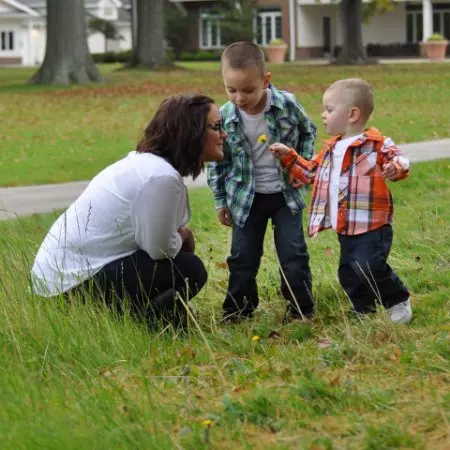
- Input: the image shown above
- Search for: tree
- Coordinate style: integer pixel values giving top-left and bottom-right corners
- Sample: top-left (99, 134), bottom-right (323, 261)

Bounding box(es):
top-left (335, 0), bottom-right (395, 65)
top-left (88, 17), bottom-right (121, 53)
top-left (216, 0), bottom-right (257, 45)
top-left (335, 0), bottom-right (368, 64)
top-left (129, 0), bottom-right (169, 68)
top-left (165, 4), bottom-right (191, 60)
top-left (30, 0), bottom-right (102, 85)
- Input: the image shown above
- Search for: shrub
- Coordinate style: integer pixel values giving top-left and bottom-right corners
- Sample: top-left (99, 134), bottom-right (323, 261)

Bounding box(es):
top-left (91, 50), bottom-right (132, 64)
top-left (427, 33), bottom-right (446, 41)
top-left (179, 50), bottom-right (222, 61)
top-left (268, 38), bottom-right (287, 46)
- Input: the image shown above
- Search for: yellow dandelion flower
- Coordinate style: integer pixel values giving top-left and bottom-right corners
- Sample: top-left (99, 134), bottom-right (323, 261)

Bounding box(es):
top-left (251, 335), bottom-right (261, 342)
top-left (257, 134), bottom-right (268, 144)
top-left (201, 419), bottom-right (213, 427)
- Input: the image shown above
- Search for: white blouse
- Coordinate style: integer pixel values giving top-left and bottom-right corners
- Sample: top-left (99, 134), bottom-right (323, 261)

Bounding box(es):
top-left (31, 152), bottom-right (190, 296)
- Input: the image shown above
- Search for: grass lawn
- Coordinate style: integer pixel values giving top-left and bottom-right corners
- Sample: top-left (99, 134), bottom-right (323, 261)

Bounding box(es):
top-left (0, 62), bottom-right (450, 186)
top-left (1, 156), bottom-right (449, 448)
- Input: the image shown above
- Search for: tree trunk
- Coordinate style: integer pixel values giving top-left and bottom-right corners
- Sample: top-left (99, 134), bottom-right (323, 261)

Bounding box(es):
top-left (30, 0), bottom-right (102, 85)
top-left (335, 0), bottom-right (372, 65)
top-left (129, 0), bottom-right (170, 69)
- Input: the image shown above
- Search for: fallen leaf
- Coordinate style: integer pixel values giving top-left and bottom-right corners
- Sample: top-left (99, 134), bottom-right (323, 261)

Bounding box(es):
top-left (317, 337), bottom-right (333, 349)
top-left (330, 375), bottom-right (340, 386)
top-left (390, 346), bottom-right (401, 362)
top-left (215, 261), bottom-right (228, 269)
top-left (324, 247), bottom-right (334, 256)
top-left (268, 330), bottom-right (281, 339)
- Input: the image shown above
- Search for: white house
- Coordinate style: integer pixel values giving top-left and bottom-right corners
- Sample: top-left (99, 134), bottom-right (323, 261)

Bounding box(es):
top-left (0, 0), bottom-right (132, 66)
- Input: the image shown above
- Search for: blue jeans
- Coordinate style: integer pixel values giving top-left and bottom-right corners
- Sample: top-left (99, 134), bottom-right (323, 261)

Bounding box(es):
top-left (223, 193), bottom-right (314, 318)
top-left (338, 225), bottom-right (410, 313)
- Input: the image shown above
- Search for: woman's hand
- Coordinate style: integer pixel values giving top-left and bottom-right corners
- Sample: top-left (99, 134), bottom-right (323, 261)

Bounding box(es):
top-left (178, 226), bottom-right (195, 253)
top-left (269, 143), bottom-right (291, 159)
top-left (217, 208), bottom-right (232, 227)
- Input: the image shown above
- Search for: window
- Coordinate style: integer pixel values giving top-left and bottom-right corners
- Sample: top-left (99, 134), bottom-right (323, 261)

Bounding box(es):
top-left (200, 14), bottom-right (222, 49)
top-left (1, 31), bottom-right (14, 51)
top-left (256, 9), bottom-right (282, 46)
top-left (406, 5), bottom-right (450, 42)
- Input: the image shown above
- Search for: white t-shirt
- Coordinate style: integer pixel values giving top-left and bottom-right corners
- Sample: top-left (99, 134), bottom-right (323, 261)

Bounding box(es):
top-left (329, 135), bottom-right (362, 229)
top-left (31, 152), bottom-right (190, 296)
top-left (239, 89), bottom-right (281, 194)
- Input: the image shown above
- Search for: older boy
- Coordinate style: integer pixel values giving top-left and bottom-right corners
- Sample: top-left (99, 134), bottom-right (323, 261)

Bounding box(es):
top-left (270, 78), bottom-right (412, 323)
top-left (207, 41), bottom-right (316, 323)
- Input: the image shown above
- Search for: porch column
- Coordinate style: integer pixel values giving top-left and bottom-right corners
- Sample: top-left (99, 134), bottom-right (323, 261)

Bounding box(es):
top-left (422, 0), bottom-right (433, 41)
top-left (289, 0), bottom-right (295, 61)
top-left (27, 21), bottom-right (34, 66)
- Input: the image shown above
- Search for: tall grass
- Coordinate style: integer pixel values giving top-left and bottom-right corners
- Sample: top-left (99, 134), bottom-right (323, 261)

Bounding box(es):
top-left (1, 160), bottom-right (449, 448)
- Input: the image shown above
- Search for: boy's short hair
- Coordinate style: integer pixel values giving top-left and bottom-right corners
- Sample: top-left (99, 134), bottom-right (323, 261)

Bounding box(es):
top-left (328, 78), bottom-right (374, 120)
top-left (221, 41), bottom-right (266, 76)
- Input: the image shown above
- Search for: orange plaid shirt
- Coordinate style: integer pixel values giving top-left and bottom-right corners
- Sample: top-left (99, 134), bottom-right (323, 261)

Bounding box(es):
top-left (280, 128), bottom-right (410, 237)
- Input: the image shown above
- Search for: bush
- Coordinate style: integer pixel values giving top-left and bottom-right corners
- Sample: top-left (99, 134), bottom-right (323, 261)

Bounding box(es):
top-left (91, 50), bottom-right (132, 64)
top-left (178, 50), bottom-right (222, 61)
top-left (268, 38), bottom-right (287, 47)
top-left (427, 33), bottom-right (446, 41)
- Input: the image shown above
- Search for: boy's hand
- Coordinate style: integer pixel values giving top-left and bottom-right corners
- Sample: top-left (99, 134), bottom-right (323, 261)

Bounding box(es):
top-left (382, 162), bottom-right (397, 180)
top-left (269, 143), bottom-right (291, 159)
top-left (217, 207), bottom-right (232, 227)
top-left (289, 172), bottom-right (304, 189)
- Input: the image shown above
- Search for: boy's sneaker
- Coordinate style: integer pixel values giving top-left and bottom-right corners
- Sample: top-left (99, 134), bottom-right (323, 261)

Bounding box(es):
top-left (387, 299), bottom-right (413, 324)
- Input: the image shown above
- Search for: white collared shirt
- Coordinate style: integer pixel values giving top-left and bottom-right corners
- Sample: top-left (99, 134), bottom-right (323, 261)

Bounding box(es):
top-left (32, 152), bottom-right (190, 296)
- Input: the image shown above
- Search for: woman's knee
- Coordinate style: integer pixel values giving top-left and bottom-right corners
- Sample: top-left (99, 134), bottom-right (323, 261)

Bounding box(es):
top-left (174, 252), bottom-right (208, 295)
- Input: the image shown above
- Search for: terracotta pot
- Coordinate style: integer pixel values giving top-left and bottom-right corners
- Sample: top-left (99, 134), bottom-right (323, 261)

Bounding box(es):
top-left (266, 44), bottom-right (287, 64)
top-left (423, 40), bottom-right (448, 61)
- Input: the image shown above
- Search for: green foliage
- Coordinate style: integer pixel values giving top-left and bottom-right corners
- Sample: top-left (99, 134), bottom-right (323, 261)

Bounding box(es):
top-left (91, 50), bottom-right (132, 64)
top-left (88, 17), bottom-right (120, 40)
top-left (165, 4), bottom-right (192, 60)
top-left (179, 50), bottom-right (222, 62)
top-left (363, 0), bottom-right (395, 24)
top-left (268, 38), bottom-right (287, 47)
top-left (214, 0), bottom-right (257, 44)
top-left (427, 32), bottom-right (446, 41)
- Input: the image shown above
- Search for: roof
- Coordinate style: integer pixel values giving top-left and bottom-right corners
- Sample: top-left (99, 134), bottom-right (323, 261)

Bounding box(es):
top-left (5, 1), bottom-right (130, 22)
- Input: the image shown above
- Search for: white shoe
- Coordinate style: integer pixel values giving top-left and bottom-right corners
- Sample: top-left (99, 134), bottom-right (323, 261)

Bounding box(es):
top-left (388, 299), bottom-right (413, 324)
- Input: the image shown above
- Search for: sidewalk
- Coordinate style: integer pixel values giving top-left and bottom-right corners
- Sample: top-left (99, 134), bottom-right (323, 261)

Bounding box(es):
top-left (1, 138), bottom-right (449, 221)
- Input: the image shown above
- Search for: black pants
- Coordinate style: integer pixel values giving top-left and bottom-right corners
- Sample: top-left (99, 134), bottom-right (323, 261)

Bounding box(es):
top-left (224, 193), bottom-right (314, 318)
top-left (338, 225), bottom-right (410, 314)
top-left (69, 250), bottom-right (207, 325)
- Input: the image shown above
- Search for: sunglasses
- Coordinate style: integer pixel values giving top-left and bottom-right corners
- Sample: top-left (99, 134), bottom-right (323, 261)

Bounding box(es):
top-left (206, 122), bottom-right (224, 132)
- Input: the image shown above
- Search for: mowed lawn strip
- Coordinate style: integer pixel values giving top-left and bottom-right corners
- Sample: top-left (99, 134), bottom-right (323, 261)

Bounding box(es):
top-left (1, 63), bottom-right (449, 186)
top-left (0, 159), bottom-right (449, 449)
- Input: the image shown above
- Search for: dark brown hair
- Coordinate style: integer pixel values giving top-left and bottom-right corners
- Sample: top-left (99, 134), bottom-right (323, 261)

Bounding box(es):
top-left (136, 94), bottom-right (215, 179)
top-left (221, 41), bottom-right (266, 76)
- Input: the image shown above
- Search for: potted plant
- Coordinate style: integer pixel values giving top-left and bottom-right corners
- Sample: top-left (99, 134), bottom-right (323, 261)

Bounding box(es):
top-left (423, 33), bottom-right (448, 61)
top-left (266, 38), bottom-right (288, 64)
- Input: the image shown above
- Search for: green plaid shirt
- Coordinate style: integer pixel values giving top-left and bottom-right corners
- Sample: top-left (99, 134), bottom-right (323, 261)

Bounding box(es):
top-left (207, 84), bottom-right (316, 228)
